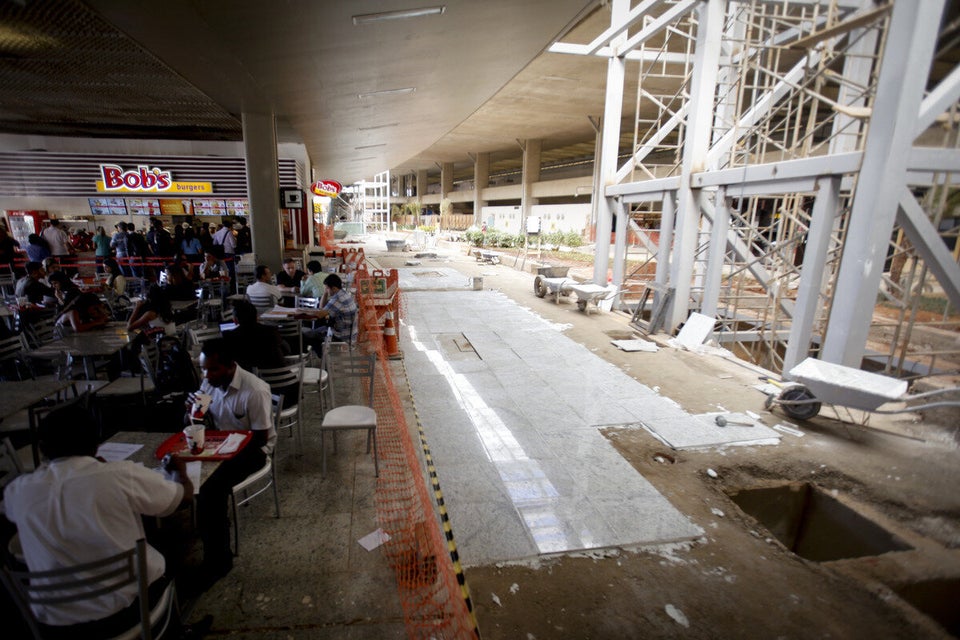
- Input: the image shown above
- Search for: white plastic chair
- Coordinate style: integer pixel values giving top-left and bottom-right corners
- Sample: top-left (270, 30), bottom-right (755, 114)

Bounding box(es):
top-left (319, 349), bottom-right (378, 476)
top-left (228, 394), bottom-right (282, 556)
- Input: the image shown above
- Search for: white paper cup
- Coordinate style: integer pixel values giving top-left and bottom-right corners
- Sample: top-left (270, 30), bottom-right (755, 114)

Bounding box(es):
top-left (183, 424), bottom-right (206, 454)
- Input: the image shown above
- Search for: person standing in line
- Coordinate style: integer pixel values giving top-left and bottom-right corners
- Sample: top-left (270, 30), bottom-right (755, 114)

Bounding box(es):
top-left (41, 219), bottom-right (74, 275)
top-left (235, 217), bottom-right (252, 255)
top-left (26, 233), bottom-right (51, 263)
top-left (110, 222), bottom-right (130, 276)
top-left (181, 227), bottom-right (203, 263)
top-left (0, 225), bottom-right (22, 275)
top-left (212, 221), bottom-right (237, 282)
top-left (92, 226), bottom-right (112, 274)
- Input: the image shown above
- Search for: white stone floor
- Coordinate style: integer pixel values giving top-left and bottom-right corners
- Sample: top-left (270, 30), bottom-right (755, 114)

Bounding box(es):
top-left (401, 288), bottom-right (705, 566)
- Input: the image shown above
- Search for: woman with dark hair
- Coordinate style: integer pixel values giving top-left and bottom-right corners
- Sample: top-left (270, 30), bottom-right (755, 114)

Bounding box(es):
top-left (162, 265), bottom-right (197, 301)
top-left (127, 284), bottom-right (175, 336)
top-left (103, 257), bottom-right (127, 297)
top-left (92, 226), bottom-right (112, 273)
top-left (181, 227), bottom-right (202, 261)
top-left (50, 271), bottom-right (109, 333)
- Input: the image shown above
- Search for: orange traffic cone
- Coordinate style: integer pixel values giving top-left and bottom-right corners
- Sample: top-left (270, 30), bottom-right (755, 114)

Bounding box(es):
top-left (383, 311), bottom-right (402, 359)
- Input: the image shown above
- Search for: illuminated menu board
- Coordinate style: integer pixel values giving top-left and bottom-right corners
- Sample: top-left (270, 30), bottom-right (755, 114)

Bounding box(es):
top-left (88, 197), bottom-right (127, 216)
top-left (127, 198), bottom-right (162, 216)
top-left (192, 199), bottom-right (250, 216)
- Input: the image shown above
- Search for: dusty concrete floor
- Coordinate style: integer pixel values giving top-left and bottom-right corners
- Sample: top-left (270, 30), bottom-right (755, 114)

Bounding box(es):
top-left (372, 239), bottom-right (960, 640)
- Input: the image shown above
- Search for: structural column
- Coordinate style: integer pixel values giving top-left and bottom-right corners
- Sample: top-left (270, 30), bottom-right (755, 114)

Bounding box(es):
top-left (242, 111), bottom-right (283, 270)
top-left (416, 169), bottom-right (427, 199)
top-left (667, 0), bottom-right (723, 330)
top-left (474, 152), bottom-right (489, 226)
top-left (592, 0), bottom-right (628, 285)
top-left (822, 0), bottom-right (945, 366)
top-left (520, 139), bottom-right (541, 234)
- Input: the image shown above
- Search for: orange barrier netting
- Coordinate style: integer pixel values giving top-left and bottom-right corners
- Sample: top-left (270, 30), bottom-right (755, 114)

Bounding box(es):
top-left (354, 274), bottom-right (479, 639)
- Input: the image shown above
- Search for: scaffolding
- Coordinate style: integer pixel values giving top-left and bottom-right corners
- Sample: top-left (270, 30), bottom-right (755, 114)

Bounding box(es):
top-left (556, 0), bottom-right (960, 377)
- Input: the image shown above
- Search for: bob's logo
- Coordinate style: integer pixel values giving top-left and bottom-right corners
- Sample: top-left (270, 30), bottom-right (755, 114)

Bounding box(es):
top-left (311, 180), bottom-right (343, 198)
top-left (100, 164), bottom-right (173, 191)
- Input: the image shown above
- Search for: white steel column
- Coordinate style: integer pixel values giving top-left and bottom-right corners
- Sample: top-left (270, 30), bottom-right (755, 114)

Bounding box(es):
top-left (611, 197), bottom-right (628, 292)
top-left (701, 187), bottom-right (728, 317)
top-left (783, 177), bottom-right (841, 374)
top-left (242, 111), bottom-right (283, 269)
top-left (822, 0), bottom-right (946, 366)
top-left (667, 0), bottom-right (724, 330)
top-left (474, 152), bottom-right (489, 226)
top-left (592, 0), bottom-right (628, 285)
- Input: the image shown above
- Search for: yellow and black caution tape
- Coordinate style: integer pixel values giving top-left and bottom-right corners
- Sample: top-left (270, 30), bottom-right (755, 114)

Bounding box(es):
top-left (402, 359), bottom-right (481, 639)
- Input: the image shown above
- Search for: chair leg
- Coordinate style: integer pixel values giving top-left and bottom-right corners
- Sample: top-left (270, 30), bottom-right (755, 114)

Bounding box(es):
top-left (320, 431), bottom-right (327, 475)
top-left (230, 492), bottom-right (239, 557)
top-left (372, 428), bottom-right (379, 477)
top-left (272, 465), bottom-right (280, 518)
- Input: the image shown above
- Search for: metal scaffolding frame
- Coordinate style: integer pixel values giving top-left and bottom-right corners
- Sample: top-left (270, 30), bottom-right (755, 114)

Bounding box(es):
top-left (555, 0), bottom-right (960, 376)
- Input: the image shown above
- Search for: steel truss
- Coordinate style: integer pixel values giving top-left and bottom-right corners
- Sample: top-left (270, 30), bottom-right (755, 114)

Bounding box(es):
top-left (554, 0), bottom-right (960, 376)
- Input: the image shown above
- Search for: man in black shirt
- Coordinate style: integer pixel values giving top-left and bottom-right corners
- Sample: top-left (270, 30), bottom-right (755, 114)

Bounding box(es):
top-left (14, 261), bottom-right (54, 303)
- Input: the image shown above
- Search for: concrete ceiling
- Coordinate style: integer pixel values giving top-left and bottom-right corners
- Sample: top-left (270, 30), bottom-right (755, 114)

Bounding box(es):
top-left (0, 0), bottom-right (607, 186)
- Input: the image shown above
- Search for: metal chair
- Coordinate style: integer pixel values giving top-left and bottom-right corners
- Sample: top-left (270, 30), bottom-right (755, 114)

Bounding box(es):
top-left (255, 360), bottom-right (304, 450)
top-left (229, 394), bottom-right (282, 556)
top-left (0, 333), bottom-right (31, 380)
top-left (0, 538), bottom-right (179, 640)
top-left (0, 436), bottom-right (24, 491)
top-left (187, 326), bottom-right (222, 351)
top-left (319, 349), bottom-right (378, 476)
top-left (246, 292), bottom-right (277, 316)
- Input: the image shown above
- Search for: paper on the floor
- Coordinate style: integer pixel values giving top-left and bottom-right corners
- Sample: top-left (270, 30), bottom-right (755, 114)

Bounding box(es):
top-left (96, 442), bottom-right (143, 462)
top-left (611, 339), bottom-right (659, 352)
top-left (358, 528), bottom-right (391, 551)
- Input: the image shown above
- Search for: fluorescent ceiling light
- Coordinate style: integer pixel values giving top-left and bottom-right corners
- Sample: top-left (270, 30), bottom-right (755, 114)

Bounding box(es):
top-left (353, 6), bottom-right (445, 25)
top-left (358, 122), bottom-right (399, 131)
top-left (357, 87), bottom-right (416, 99)
top-left (352, 156), bottom-right (376, 161)
top-left (355, 143), bottom-right (386, 150)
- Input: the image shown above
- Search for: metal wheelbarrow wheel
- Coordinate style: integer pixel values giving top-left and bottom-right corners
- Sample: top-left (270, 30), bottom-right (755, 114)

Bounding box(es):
top-left (778, 385), bottom-right (821, 420)
top-left (577, 299), bottom-right (588, 311)
top-left (534, 275), bottom-right (548, 298)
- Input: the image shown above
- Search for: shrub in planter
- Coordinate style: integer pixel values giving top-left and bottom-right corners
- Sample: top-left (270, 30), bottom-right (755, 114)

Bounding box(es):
top-left (464, 229), bottom-right (484, 247)
top-left (563, 231), bottom-right (584, 248)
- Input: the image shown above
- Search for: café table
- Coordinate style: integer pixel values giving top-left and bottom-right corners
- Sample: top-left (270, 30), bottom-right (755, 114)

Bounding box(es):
top-left (104, 431), bottom-right (222, 489)
top-left (28, 321), bottom-right (132, 379)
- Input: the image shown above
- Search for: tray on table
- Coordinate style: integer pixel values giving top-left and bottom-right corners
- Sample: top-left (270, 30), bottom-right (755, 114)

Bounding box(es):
top-left (155, 430), bottom-right (252, 461)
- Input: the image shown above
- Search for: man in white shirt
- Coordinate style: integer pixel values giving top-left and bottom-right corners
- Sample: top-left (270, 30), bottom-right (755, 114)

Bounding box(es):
top-left (211, 221), bottom-right (237, 282)
top-left (192, 338), bottom-right (275, 581)
top-left (40, 219), bottom-right (71, 257)
top-left (3, 404), bottom-right (193, 634)
top-left (244, 265), bottom-right (283, 311)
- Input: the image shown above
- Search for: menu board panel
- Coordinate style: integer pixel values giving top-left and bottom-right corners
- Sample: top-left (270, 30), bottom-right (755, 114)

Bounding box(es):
top-left (160, 199), bottom-right (187, 215)
top-left (192, 199), bottom-right (227, 215)
top-left (88, 197), bottom-right (127, 216)
top-left (225, 199), bottom-right (250, 216)
top-left (127, 198), bottom-right (162, 216)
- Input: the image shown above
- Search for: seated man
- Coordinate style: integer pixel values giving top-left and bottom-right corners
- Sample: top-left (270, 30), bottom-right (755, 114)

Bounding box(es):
top-left (192, 338), bottom-right (276, 580)
top-left (298, 260), bottom-right (328, 302)
top-left (244, 265), bottom-right (283, 309)
top-left (14, 261), bottom-right (54, 304)
top-left (274, 258), bottom-right (304, 307)
top-left (3, 404), bottom-right (193, 636)
top-left (302, 273), bottom-right (358, 353)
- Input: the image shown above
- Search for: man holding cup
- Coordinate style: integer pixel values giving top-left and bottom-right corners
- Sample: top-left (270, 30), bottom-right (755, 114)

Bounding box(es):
top-left (189, 338), bottom-right (275, 584)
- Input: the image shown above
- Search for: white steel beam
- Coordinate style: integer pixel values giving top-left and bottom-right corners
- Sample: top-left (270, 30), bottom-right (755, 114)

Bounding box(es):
top-left (691, 152), bottom-right (863, 188)
top-left (549, 41), bottom-right (692, 64)
top-left (654, 192), bottom-right (676, 310)
top-left (897, 190), bottom-right (960, 308)
top-left (609, 175), bottom-right (681, 198)
top-left (585, 0), bottom-right (662, 55)
top-left (618, 0), bottom-right (699, 56)
top-left (668, 0), bottom-right (724, 330)
top-left (700, 187), bottom-right (729, 317)
top-left (612, 197), bottom-right (629, 303)
top-left (906, 147), bottom-right (960, 174)
top-left (592, 0), bottom-right (628, 285)
top-left (783, 177), bottom-right (841, 374)
top-left (915, 64), bottom-right (960, 137)
top-left (822, 0), bottom-right (946, 367)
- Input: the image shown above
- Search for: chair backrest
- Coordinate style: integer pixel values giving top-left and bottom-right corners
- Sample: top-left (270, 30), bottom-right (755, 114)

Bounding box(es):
top-left (188, 326), bottom-right (222, 350)
top-left (0, 436), bottom-right (24, 492)
top-left (0, 538), bottom-right (156, 640)
top-left (257, 361), bottom-right (303, 407)
top-left (246, 293), bottom-right (277, 314)
top-left (23, 315), bottom-right (60, 349)
top-left (0, 333), bottom-right (28, 374)
top-left (326, 350), bottom-right (376, 410)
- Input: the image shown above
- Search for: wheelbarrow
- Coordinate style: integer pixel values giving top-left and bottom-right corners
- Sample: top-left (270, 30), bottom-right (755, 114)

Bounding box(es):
top-left (763, 357), bottom-right (960, 421)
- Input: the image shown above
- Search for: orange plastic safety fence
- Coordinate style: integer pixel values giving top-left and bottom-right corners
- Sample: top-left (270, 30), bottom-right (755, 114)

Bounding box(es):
top-left (353, 276), bottom-right (479, 639)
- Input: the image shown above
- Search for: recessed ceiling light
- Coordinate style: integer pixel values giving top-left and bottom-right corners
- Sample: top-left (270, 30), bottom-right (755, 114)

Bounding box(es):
top-left (357, 87), bottom-right (416, 99)
top-left (352, 6), bottom-right (446, 25)
top-left (355, 144), bottom-right (387, 150)
top-left (358, 123), bottom-right (400, 131)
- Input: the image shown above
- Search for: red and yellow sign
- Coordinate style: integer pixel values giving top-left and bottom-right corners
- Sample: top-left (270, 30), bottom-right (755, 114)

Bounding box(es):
top-left (311, 179), bottom-right (343, 198)
top-left (96, 164), bottom-right (212, 194)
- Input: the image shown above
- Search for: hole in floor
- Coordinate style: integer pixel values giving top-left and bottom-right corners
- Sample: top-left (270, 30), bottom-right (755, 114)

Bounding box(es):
top-left (728, 482), bottom-right (912, 562)
top-left (893, 578), bottom-right (960, 636)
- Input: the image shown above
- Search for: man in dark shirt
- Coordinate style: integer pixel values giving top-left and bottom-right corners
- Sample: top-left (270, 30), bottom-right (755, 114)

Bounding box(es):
top-left (223, 300), bottom-right (289, 372)
top-left (274, 258), bottom-right (304, 289)
top-left (14, 261), bottom-right (55, 303)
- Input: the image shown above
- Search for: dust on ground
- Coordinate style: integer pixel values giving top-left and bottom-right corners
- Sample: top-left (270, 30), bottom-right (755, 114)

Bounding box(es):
top-left (376, 240), bottom-right (960, 639)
